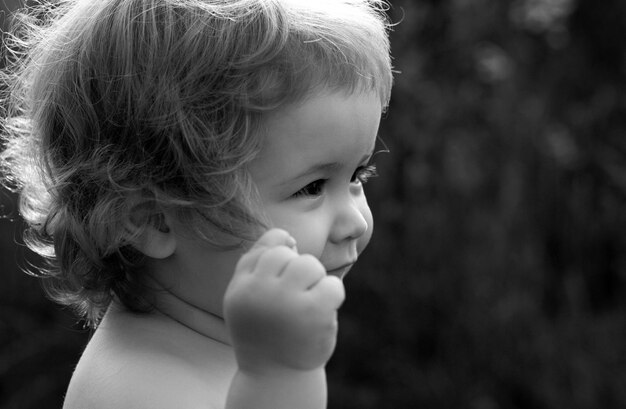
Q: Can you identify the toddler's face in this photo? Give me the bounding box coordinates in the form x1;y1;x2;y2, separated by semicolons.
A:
248;90;382;278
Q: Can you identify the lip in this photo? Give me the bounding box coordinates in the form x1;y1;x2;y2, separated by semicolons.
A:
326;261;356;279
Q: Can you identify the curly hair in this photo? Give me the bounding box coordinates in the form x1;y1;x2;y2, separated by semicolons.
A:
0;0;394;325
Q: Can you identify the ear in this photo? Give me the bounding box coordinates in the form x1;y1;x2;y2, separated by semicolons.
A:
128;213;177;259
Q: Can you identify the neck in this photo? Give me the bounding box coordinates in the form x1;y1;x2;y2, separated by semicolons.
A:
148;277;231;346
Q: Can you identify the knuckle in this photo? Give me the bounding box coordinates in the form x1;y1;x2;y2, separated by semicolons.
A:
298;254;325;271
285;254;323;275
258;245;296;263
318;276;346;302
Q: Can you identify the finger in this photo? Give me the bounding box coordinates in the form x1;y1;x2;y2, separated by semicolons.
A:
281;254;326;290
310;275;345;310
254;228;297;250
235;228;296;274
252;245;298;278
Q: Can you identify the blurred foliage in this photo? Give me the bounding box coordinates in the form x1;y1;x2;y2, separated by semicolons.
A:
329;0;626;408
2;0;626;408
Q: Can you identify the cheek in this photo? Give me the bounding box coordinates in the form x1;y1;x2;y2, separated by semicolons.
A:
265;209;327;258
357;200;374;255
291;227;326;259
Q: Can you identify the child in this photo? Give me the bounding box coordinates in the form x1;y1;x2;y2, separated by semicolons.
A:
0;0;393;407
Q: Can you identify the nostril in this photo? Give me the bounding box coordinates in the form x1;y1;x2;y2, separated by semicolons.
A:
330;204;369;243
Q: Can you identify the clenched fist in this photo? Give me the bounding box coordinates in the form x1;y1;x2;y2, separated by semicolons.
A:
224;229;345;373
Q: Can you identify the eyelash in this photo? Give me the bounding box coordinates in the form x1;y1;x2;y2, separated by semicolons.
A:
352;164;378;184
292;164;378;198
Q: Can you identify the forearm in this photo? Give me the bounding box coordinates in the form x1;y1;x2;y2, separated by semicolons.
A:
225;367;327;409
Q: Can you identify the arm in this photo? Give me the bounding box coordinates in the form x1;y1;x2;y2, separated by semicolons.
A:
223;229;345;409
226;367;327;409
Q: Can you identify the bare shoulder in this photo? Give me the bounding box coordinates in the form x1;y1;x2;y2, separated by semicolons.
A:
63;304;236;409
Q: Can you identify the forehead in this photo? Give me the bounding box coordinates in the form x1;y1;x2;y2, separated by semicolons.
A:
251;91;382;182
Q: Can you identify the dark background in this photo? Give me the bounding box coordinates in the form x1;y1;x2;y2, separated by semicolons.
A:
2;0;626;408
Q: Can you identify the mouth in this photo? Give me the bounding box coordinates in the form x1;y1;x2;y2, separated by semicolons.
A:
326;262;356;279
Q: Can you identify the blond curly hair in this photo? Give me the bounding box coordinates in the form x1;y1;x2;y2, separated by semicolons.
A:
0;0;393;325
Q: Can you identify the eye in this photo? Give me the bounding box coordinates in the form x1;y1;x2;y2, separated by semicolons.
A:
351;164;378;184
292;179;326;198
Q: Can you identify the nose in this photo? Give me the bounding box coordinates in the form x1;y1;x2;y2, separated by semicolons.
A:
329;195;369;244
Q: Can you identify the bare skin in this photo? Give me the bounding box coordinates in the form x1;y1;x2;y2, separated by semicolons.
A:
63;90;382;409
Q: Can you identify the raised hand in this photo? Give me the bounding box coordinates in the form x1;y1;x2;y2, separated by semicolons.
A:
224;228;345;373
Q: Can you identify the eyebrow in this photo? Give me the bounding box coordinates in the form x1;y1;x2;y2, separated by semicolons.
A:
281;151;374;186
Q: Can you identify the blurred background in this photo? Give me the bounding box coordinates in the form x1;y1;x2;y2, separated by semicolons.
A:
2;0;626;408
